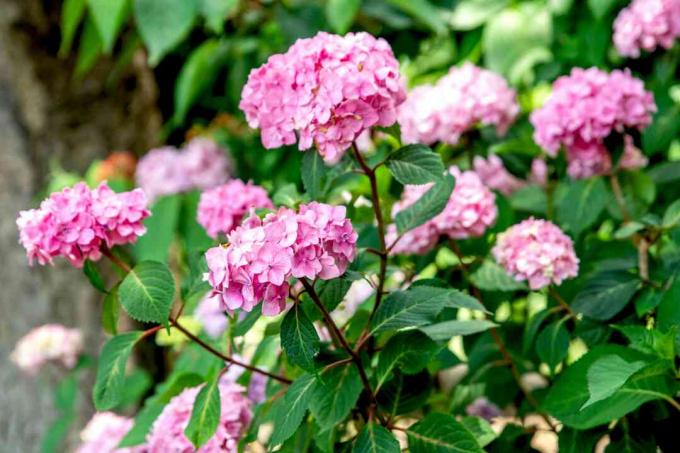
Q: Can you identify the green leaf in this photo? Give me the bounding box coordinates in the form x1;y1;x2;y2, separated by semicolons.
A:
407;412;483;453
75;17;103;77
386;0;446;34
642;106;680;156
557;427;603;453
612;325;676;361
326;0;361;34
59;0;87;57
353;422;400;453
523;308;552;354
273;183;305;208
232;309;260;337
587;0;617;19
378;371;432;417
119;261;175;327
83;259;106;292
133;194;180;262
419;320;496;342
93;331;143;410
371;285;486;335
662;199;680;229
450;0;509;30
134;0;198;65
174;39;230;124
270;374;317;445
102;287;120;335
556;177;608;237
376;331;438;389
185;373;221;449
301;150;328;200
386;144;445;185
459;416;496;448
572;271;639;321
508;185;547;214
582;355;646;409
198;0;238;34
614;221;645;239
469;259;527;292
281;304;320;372
543;345;676;429
305;278;353;321
395;173;455;234
536;321;569;371
86;0;130;53
310;364;363;429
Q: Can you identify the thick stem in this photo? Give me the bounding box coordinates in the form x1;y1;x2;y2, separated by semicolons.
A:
351;143;388;319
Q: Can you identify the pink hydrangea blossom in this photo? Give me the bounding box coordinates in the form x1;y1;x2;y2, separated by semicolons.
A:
492;218;579;290
473;155;526;196
146;382;252;453
529;159;548;186
197;180;274;238
11;324;83;375
17;182;149;267
194;294;228;338
398;63;519;146
614;0;680;58
204;203;357;316
530;68;655;176
76;412;143;453
136;139;231;201
387;167;497;255
240;32;406;164
566;135;649;179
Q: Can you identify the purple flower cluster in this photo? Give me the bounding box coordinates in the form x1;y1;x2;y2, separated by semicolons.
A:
614;0;680;58
197;180;274;239
17;182;149;267
135;138;232;201
240;32;406;164
204;203;357;316
398;63;519;146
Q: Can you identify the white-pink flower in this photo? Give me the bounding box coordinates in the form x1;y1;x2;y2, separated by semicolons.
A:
11;324;83;375
76;412;143;453
473;155;525;196
614;0;680;58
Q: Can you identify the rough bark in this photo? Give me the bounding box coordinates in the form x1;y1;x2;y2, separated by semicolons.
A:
0;1;161;451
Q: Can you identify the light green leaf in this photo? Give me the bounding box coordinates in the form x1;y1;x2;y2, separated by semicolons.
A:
198;0;238;34
614;221;645;239
119;261;175;327
395;173;455;234
572;270;639;321
536;320;569;371
174;39;230;124
273;183;305;208
353;422;400;453
556;177;608;237
86;0;130;53
508;185;547;214
102;286;120;335
270;374;318;445
83;259;106;293
75;17;103;77
386;144;445;185
133;194;180;263
301;150;328;200
662;199;680;229
582;355;646;409
407;412;483;453
93;331;143;410
59;0;87;57
386;0;446;34
310;364;363;429
587;0;617;19
459;416;496;448
376;331;438;390
419;320;496;342
326;0;361;34
281;304;320;372
612;325;676;361
450;0;509;30
469;259;527;292
134;0;198;65
185;373;221;449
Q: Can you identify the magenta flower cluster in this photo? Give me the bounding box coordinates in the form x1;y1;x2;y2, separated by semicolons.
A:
197;180;274;239
387;167;497;255
492;218;579;290
11;324;83;375
17;182;149;267
205;202;357;316
240;32;406;164
614;0;680;58
76;412;142;453
135;138;232;201
146;382;252;453
531;67;655;178
398;63;519;146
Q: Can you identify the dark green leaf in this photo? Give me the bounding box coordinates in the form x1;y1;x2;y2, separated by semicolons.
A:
353;422;400;453
133;194;180;262
558;427;603;453
556;177;608;237
612;325;676;361
310;364;362;429
536;320;569;371
119;261;175;327
662;199;680;229
419;320;496;342
459;416;496;448
642;106;680;156
326;0;361;34
86;0;130;53
102;287;120;335
185;373;221;449
378;371;431;416
83;259;106;292
395;173;455;234
316;278;353;315
134;0;198;65
59;0;87;57
270;374;317;445
376;331;438;389
657;276;680;332
572;271;639;321
523;308;552;354
301;151;328;200
469;260;527;292
281;304;320;372
93;331;142;410
386;144;445;185
407;412;483;453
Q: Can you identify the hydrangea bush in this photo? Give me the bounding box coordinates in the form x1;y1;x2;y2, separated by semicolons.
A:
13;0;680;451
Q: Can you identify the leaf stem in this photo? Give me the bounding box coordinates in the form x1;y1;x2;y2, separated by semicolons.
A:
548;286;576;318
102;248;131;273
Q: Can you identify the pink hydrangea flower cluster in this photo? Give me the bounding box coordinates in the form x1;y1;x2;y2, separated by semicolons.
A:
387;167;497;255
492;218;579;290
197;180;274;239
473;155;526;196
566;134;649;179
614;0;680;58
194;294;229;338
76;412;143;453
530;67;655;177
135;138;232;201
17;182;149;267
146;382;252;453
529;159;548;186
11;324;83;375
398;63;519;146
239;32;406;164
204;202;357;316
